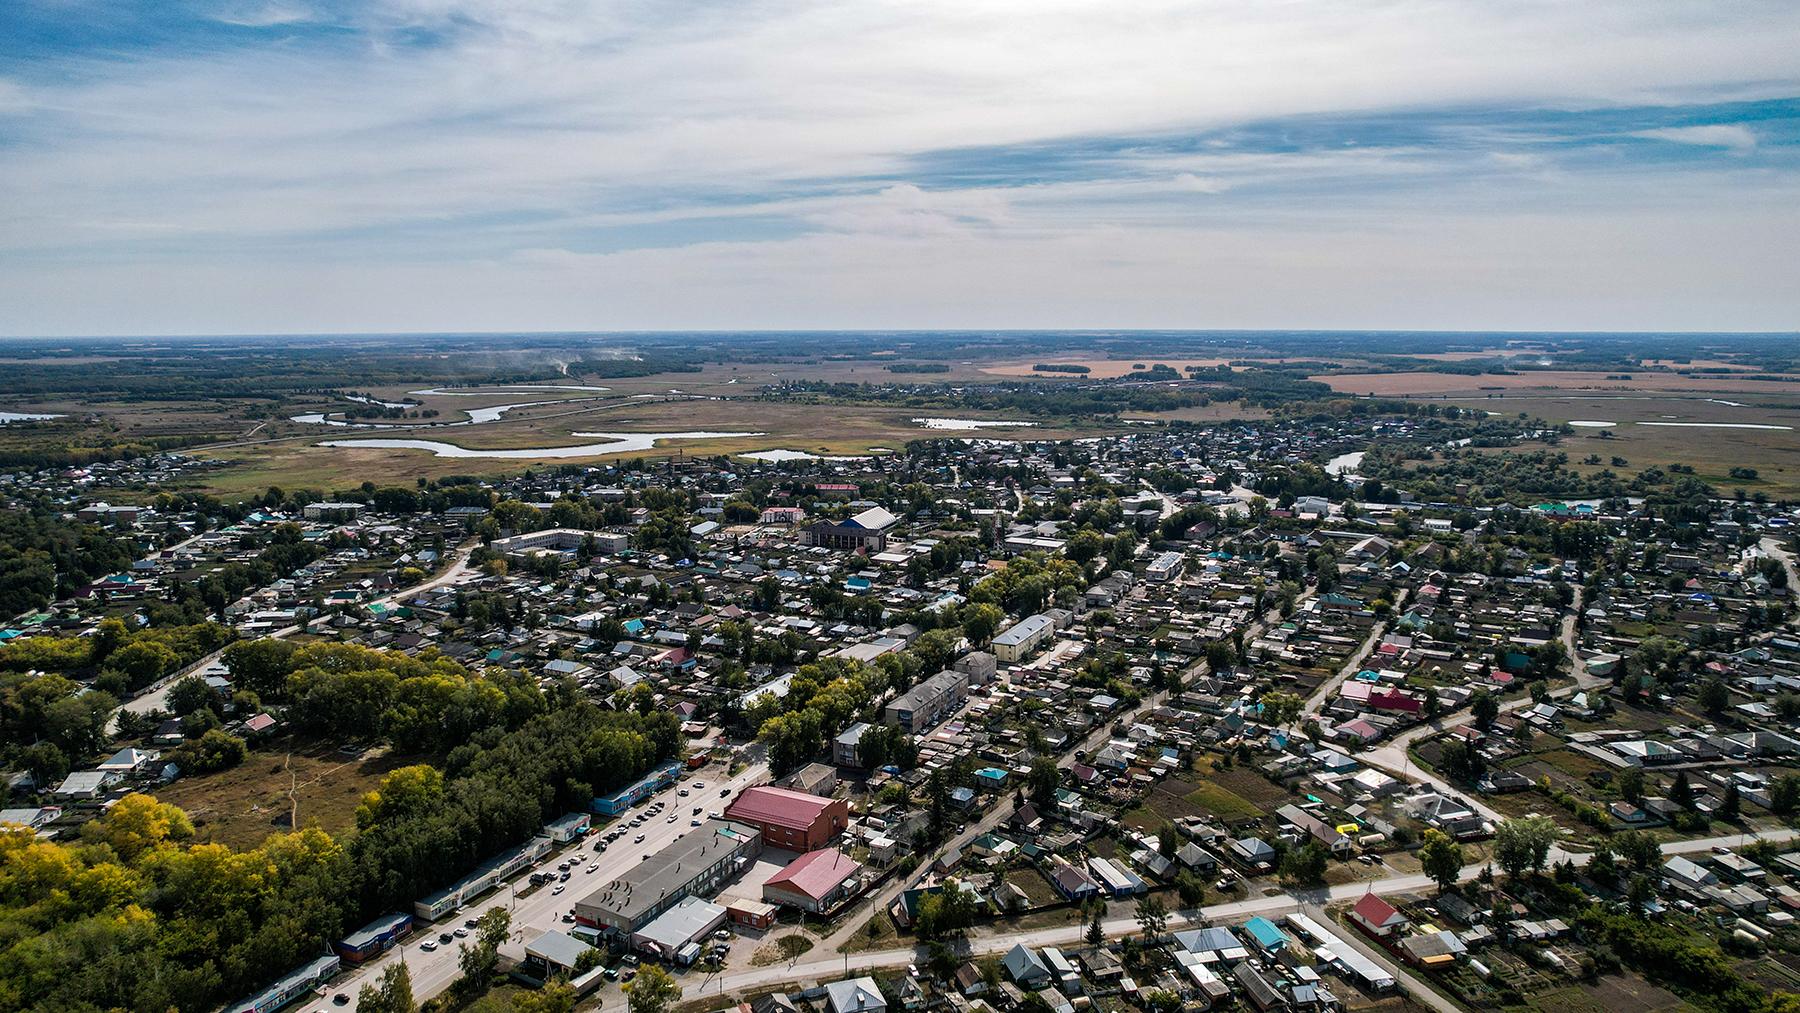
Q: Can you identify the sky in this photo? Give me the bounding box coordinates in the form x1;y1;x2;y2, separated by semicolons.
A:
1;1;1797;336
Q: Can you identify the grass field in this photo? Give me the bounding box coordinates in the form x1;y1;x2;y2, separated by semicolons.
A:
152;737;435;850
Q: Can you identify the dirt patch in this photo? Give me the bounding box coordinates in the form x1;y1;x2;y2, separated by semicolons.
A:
153;736;435;849
750;933;815;966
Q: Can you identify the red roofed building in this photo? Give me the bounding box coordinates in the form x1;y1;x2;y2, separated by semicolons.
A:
763;848;863;913
1368;689;1422;714
724;785;848;851
1350;893;1408;938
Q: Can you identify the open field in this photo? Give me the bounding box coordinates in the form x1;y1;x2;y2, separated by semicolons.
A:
151;738;435;850
1314;369;1800;397
183;394;1125;493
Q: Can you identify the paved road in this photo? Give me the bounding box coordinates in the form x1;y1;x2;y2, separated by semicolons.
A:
310;759;770;1013
111;541;479;730
626;825;1800;1012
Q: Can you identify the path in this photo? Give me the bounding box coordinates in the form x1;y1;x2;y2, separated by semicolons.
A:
1300;588;1411;719
592;826;1800;1012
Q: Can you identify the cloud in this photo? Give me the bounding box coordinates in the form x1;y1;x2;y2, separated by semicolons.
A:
0;0;1797;332
1632;123;1758;152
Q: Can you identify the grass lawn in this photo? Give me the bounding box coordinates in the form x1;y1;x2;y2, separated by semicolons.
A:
838;911;899;954
1185;781;1265;820
1003;867;1061;908
153;737;435;850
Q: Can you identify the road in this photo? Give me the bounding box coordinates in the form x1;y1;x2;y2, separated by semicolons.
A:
1761;535;1800;628
1353;588;1598;826
610;826;1800;1012
313;758;771;1013
111;540;480;731
1299;588;1411;719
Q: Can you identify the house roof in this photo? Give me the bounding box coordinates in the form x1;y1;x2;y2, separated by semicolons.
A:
765;848;861;902
726;785;835;831
1353;893;1405;928
824;977;887;1013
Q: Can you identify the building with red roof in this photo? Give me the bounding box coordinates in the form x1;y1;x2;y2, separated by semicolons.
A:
1350;893;1408;938
762;848;863;913
724;785;848;851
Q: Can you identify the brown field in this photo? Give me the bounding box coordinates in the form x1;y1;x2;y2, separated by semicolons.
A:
1314;369;1800;397
152;738;435;850
1452;394;1800;499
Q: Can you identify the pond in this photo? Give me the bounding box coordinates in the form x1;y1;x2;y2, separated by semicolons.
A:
912;417;1040;430
1325;450;1365;477
317;431;759;459
0;412;63;424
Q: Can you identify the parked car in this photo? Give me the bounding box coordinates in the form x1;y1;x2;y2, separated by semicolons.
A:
552;884;565;895
421;941;438;952
454;928;469;938
635;834;645;843
439;933;453;944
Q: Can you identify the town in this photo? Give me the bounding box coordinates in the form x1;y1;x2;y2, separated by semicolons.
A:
5;406;1800;1013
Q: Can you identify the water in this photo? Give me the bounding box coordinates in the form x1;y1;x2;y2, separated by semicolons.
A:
0;411;63;424
912;417;1040;430
1325;451;1365;477
1635;422;1792;431
739;449;872;462
1567;421;1617;428
318;430;759;459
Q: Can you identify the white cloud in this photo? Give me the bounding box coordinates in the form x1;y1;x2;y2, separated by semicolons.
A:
0;0;1797;331
1633;123;1758;153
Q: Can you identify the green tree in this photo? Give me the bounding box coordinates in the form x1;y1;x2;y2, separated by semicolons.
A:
166;675;218;719
1417;829;1464;894
1493;815;1558;879
626;964;682;1013
356;963;415;1013
457;906;511;986
221;638;298;699
1026;757;1061;804
514;981;576;1013
1278;842;1330;885
1470;689;1500;731
1134;894;1168;941
1696;679;1730;716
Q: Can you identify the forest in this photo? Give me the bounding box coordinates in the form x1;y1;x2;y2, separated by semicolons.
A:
0;638;679;1013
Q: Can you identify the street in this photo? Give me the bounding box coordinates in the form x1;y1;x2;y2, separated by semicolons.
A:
308;758;770;1013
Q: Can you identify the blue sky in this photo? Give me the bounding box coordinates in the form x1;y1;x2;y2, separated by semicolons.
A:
0;1;1796;334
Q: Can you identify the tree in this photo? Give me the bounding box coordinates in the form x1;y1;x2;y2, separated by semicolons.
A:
1697;679;1730;716
626;964;682;1013
1438;739;1486;784
1417;829;1465;894
1614;829;1661;877
1719;783;1741;822
166;675;219;720
1279;843;1330;885
1770;773;1800;815
457;906;511;986
1175;871;1206;908
1615;767;1644;803
1259;691;1303;727
1134;894;1168;942
82;792;194;861
356;963;415;1013
1470;689;1500;731
960;603;1004;644
1671;771;1695;809
221;638;298;699
1493;815;1557;880
1027;757;1061;804
513;981;576;1013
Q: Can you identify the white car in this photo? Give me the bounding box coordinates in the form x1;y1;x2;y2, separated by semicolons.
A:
552;884;565;895
421;940;438;952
